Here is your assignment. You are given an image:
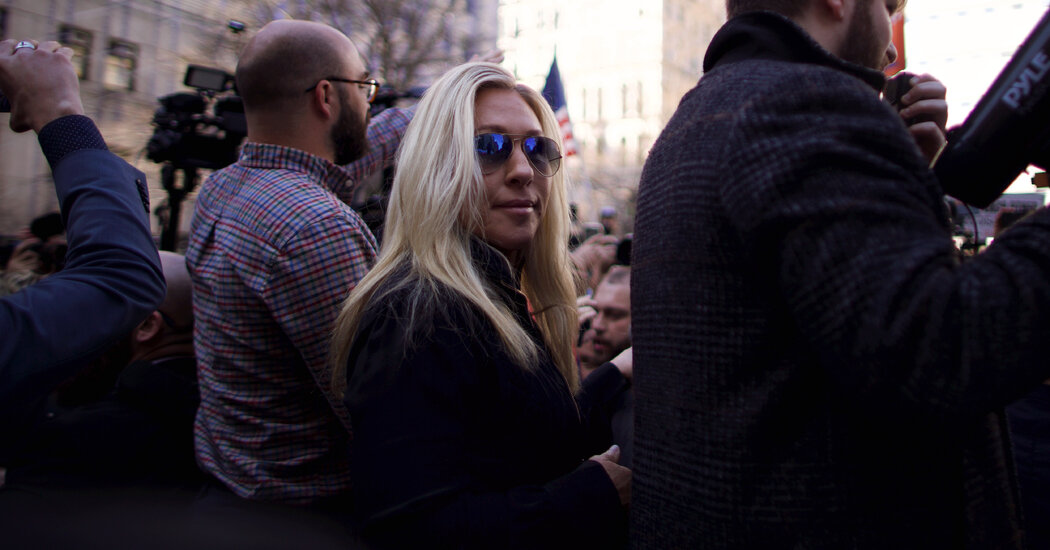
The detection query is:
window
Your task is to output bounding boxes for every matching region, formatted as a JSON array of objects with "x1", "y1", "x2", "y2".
[
  {"x1": 622, "y1": 84, "x2": 628, "y2": 117},
  {"x1": 59, "y1": 26, "x2": 92, "y2": 80},
  {"x1": 637, "y1": 81, "x2": 644, "y2": 116},
  {"x1": 104, "y1": 40, "x2": 137, "y2": 91}
]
